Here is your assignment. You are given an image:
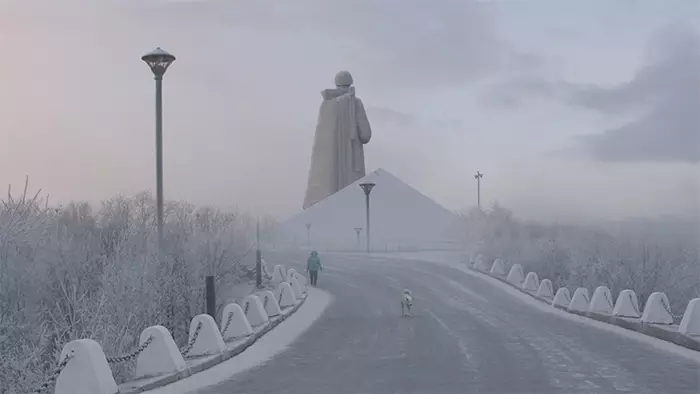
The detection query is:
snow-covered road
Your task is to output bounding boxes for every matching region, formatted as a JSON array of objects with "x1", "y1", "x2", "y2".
[{"x1": 197, "y1": 252, "x2": 698, "y2": 394}]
